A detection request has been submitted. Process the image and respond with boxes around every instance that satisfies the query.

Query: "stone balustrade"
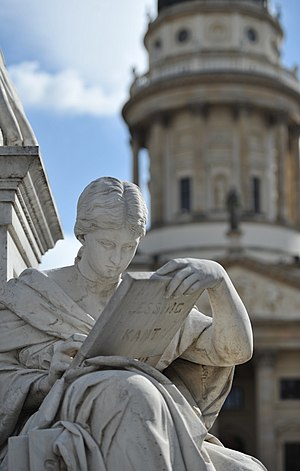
[130,56,299,95]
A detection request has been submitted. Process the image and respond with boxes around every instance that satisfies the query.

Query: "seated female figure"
[0,177,267,470]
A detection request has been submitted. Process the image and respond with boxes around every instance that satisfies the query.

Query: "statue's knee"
[65,370,164,420]
[116,372,164,417]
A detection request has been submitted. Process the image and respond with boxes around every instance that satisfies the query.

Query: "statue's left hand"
[155,258,225,298]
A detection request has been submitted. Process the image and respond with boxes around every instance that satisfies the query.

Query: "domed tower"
[122,0,300,263]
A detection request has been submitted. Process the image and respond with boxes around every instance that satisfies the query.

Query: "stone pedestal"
[0,146,63,282]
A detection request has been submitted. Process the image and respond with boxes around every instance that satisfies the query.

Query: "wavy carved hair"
[74,177,148,244]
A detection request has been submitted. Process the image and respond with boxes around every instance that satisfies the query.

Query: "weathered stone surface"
[0,177,265,470]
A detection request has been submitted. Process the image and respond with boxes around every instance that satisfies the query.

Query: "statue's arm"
[156,258,253,367]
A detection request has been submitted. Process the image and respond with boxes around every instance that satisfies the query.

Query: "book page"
[71,272,201,368]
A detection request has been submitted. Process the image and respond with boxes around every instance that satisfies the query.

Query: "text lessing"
[127,301,184,317]
[163,301,185,315]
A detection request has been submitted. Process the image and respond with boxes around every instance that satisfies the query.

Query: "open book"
[70,272,202,368]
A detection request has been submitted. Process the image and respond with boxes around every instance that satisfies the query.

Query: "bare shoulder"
[44,265,81,300]
[44,265,77,283]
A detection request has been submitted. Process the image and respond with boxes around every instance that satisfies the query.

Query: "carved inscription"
[127,301,185,318]
[163,301,184,314]
[122,328,162,343]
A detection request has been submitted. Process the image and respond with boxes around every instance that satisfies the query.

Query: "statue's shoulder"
[5,266,73,302]
[17,265,74,284]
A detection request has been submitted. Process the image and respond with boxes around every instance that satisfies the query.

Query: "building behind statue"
[0,1,299,469]
[123,1,300,470]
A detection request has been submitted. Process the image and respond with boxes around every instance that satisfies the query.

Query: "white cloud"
[40,234,81,271]
[9,61,124,116]
[1,0,157,114]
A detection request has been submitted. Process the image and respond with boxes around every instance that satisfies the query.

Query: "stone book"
[70,272,201,368]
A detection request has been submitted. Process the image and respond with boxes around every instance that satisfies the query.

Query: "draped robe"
[0,269,266,470]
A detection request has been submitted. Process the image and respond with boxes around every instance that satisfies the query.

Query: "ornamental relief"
[206,20,231,43]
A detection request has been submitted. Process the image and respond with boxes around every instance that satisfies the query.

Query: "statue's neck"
[76,261,121,295]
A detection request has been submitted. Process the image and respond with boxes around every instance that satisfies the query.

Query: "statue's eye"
[98,240,113,248]
[124,244,135,250]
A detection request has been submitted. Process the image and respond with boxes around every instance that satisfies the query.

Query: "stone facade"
[0,146,63,282]
[0,52,63,281]
[123,1,300,469]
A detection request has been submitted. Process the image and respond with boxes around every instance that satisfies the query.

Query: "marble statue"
[0,49,37,146]
[0,177,267,470]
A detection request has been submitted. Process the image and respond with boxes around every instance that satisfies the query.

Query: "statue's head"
[74,176,148,242]
[74,177,148,278]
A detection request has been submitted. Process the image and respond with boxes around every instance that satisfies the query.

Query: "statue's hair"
[74,177,148,242]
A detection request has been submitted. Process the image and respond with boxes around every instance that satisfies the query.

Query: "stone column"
[192,105,209,215]
[231,105,242,195]
[163,119,173,224]
[238,107,250,210]
[147,118,165,227]
[265,127,277,221]
[255,351,276,470]
[289,126,300,227]
[151,112,173,225]
[276,117,289,223]
[190,105,210,215]
[131,131,141,187]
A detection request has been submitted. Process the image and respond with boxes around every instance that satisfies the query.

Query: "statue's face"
[81,226,140,280]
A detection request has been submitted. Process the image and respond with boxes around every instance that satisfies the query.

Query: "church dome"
[158,0,269,14]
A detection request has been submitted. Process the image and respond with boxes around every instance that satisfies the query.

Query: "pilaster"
[131,131,141,187]
[147,114,170,227]
[288,125,300,227]
[276,116,289,223]
[238,107,250,210]
[191,105,209,216]
[255,350,277,470]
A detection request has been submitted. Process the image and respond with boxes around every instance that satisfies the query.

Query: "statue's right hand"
[44,335,86,391]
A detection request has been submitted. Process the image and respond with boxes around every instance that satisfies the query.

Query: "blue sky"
[0,0,299,268]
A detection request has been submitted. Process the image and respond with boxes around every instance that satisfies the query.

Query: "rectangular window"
[280,379,300,400]
[252,176,261,213]
[284,442,300,471]
[179,177,191,212]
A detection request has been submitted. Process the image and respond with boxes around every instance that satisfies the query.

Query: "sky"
[0,0,299,269]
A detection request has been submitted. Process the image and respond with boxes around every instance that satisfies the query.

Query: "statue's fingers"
[165,267,192,297]
[171,273,200,297]
[156,259,187,275]
[184,280,203,295]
